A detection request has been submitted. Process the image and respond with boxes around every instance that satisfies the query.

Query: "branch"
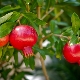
[41,8,54,20]
[40,56,49,80]
[37,6,42,34]
[42,33,70,41]
[26,3,30,12]
[37,6,50,80]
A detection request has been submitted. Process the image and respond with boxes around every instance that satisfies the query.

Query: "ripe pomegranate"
[0,35,9,47]
[9,25,38,57]
[63,42,80,65]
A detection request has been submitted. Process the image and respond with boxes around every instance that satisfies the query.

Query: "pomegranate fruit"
[9,25,38,57]
[0,35,9,47]
[63,42,80,65]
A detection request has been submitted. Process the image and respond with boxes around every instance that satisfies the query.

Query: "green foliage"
[14,72,25,80]
[37,0,44,6]
[0,5,20,14]
[0,0,80,80]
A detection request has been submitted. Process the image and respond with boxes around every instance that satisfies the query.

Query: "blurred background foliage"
[0,0,80,80]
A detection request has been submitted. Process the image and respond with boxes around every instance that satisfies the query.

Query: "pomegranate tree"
[9,25,38,57]
[0,35,9,47]
[63,42,80,65]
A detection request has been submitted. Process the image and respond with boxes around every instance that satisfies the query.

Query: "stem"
[53,9,64,19]
[27,3,30,12]
[41,8,54,20]
[37,6,42,34]
[40,56,49,80]
[37,6,50,80]
[17,15,23,25]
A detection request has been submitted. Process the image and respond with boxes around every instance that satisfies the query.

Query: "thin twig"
[53,9,64,19]
[42,33,70,41]
[41,8,54,20]
[17,15,23,25]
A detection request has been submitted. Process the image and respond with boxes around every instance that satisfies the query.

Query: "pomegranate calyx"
[22,46,34,57]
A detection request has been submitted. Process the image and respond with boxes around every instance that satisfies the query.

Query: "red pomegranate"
[9,25,38,57]
[0,35,9,47]
[63,42,80,65]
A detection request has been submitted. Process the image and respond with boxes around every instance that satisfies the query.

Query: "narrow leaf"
[50,20,56,33]
[0,5,20,14]
[29,57,35,69]
[0,12,13,25]
[70,35,78,44]
[17,0,26,10]
[14,72,25,80]
[8,11,20,22]
[24,0,31,4]
[0,22,15,37]
[23,13,39,35]
[37,0,44,6]
[13,49,18,65]
[71,12,80,34]
[34,47,46,59]
[24,57,29,67]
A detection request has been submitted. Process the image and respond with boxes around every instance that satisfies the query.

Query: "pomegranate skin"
[63,43,80,64]
[9,25,38,50]
[0,35,9,47]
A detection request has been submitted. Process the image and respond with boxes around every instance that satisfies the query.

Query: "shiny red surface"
[9,25,38,50]
[63,43,80,64]
[0,35,9,47]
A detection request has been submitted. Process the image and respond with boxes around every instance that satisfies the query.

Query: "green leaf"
[2,69,11,79]
[0,22,15,37]
[2,44,9,58]
[29,56,35,69]
[0,5,20,14]
[0,12,13,25]
[45,0,50,10]
[71,12,80,34]
[34,47,46,59]
[17,0,26,10]
[8,11,20,22]
[24,57,29,67]
[70,34,78,44]
[37,0,44,6]
[23,13,39,35]
[13,49,18,65]
[35,18,46,25]
[50,20,56,33]
[24,0,31,4]
[6,48,14,61]
[55,39,63,59]
[30,0,37,11]
[14,72,25,80]
[0,47,3,58]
